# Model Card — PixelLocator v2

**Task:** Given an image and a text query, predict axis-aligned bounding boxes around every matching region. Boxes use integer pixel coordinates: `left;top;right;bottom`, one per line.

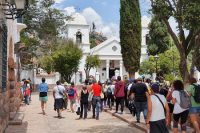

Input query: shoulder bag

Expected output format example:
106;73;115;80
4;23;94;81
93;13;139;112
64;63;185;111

154;94;166;116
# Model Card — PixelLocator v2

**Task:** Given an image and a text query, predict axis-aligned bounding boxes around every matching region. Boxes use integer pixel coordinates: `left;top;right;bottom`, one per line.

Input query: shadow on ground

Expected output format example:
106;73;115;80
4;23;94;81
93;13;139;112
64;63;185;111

5;121;28;133
78;124;139;133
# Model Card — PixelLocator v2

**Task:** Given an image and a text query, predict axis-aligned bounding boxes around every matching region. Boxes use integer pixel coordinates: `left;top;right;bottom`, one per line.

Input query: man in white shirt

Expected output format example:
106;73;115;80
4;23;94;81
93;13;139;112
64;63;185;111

53;80;67;118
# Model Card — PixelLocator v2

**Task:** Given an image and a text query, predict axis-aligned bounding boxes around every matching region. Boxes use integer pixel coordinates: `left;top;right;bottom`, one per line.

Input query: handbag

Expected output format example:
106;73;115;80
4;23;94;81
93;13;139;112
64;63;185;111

39;92;47;97
100;92;104;99
88;92;93;102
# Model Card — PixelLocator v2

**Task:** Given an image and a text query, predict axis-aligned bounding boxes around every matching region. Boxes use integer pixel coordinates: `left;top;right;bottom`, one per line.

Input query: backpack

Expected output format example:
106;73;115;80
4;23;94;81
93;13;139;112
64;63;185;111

192;84;200;103
68;88;75;97
107;87;112;95
179;90;191;109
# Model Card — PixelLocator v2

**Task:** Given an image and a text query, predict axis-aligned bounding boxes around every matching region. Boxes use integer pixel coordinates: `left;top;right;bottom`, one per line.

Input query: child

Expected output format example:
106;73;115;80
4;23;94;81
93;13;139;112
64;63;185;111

24;84;31;105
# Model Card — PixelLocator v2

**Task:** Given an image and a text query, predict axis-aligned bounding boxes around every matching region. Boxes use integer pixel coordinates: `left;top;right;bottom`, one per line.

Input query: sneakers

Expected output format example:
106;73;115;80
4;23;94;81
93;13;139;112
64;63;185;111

42;110;46;115
136;120;140;123
119;112;124;115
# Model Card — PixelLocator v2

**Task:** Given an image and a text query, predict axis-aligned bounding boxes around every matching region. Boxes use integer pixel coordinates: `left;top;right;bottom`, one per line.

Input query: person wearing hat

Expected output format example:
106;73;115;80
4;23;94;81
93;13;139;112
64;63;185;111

146;83;170;133
130;77;148;123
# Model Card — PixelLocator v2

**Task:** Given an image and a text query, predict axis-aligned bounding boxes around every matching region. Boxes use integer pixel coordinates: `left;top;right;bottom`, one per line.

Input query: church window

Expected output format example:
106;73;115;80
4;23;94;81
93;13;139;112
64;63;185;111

76;31;82;44
112;46;117;51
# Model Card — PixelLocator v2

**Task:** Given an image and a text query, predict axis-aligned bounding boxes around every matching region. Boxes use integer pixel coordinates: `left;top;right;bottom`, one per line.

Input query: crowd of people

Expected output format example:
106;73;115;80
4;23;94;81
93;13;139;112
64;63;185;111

35;75;200;133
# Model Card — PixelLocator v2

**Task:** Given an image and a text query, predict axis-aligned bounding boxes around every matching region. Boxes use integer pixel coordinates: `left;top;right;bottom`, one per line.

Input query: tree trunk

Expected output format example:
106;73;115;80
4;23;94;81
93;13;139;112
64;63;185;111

84;69;90;79
129;72;135;79
179;53;190;83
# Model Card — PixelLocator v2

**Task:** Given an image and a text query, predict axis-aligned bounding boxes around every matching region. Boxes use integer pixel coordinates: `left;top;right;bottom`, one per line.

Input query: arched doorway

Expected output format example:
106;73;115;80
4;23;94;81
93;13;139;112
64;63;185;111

76;31;82;44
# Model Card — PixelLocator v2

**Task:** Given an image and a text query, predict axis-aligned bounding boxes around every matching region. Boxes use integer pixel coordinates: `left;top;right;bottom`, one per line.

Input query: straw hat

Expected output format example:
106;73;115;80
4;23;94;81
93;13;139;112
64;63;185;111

63;82;69;86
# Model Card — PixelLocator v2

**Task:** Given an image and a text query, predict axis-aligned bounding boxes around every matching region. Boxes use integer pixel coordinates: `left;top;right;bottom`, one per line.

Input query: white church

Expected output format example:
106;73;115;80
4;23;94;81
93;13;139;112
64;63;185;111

67;13;149;84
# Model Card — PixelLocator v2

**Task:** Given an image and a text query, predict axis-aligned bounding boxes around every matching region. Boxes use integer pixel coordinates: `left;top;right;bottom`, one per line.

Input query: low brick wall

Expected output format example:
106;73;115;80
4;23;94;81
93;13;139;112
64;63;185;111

0;82;23;133
0;91;10;133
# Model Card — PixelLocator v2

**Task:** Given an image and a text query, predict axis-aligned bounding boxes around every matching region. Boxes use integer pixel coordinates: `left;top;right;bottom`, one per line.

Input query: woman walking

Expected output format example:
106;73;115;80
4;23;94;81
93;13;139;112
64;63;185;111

78;80;89;119
186;77;200;133
146;83;170;133
172;80;189;133
38;78;49;115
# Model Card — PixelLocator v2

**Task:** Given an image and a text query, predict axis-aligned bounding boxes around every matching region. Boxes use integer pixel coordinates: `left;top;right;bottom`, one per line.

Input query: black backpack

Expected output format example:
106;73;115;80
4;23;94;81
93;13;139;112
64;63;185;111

107;87;112;96
193;84;200;103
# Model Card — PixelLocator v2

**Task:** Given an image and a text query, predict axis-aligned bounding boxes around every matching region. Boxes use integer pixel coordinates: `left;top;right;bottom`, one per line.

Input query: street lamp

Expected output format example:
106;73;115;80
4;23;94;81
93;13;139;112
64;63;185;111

0;0;29;19
154;54;159;75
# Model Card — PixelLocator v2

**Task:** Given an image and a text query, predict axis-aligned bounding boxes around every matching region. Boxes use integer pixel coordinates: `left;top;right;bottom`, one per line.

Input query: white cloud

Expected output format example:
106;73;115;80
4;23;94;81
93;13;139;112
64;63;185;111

54;0;65;4
64;6;76;15
81;7;118;37
81;7;103;27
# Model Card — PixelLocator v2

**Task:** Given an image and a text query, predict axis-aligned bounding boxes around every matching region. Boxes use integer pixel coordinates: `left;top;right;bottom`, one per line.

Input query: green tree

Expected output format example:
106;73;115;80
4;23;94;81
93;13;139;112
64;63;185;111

38;55;53;74
147;16;171;55
52;40;83;82
120;0;141;78
21;0;67;66
150;0;200;82
140;48;180;80
84;55;101;79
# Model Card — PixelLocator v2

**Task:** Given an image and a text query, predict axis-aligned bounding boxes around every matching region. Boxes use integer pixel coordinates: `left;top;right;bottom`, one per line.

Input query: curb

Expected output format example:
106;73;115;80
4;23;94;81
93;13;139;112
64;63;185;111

104;108;147;133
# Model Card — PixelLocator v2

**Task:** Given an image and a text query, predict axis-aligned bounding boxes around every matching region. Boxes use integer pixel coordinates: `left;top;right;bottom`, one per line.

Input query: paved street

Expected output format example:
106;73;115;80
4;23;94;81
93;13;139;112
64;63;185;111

5;92;144;133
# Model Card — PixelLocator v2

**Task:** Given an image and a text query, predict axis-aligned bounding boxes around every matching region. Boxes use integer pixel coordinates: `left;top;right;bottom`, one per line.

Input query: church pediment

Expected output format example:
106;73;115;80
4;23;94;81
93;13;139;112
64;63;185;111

90;37;121;56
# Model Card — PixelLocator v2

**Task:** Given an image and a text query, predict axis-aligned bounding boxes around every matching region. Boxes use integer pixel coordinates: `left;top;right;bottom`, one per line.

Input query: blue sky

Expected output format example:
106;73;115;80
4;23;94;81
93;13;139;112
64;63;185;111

54;0;151;37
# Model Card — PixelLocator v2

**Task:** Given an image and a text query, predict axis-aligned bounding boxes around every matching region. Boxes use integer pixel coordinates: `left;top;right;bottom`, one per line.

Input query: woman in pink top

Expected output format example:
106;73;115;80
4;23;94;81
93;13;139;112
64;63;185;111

68;82;78;113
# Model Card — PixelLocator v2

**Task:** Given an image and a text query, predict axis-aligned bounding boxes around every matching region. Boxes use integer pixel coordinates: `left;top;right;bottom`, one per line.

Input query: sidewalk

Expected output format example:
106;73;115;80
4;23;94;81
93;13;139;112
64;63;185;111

104;106;194;133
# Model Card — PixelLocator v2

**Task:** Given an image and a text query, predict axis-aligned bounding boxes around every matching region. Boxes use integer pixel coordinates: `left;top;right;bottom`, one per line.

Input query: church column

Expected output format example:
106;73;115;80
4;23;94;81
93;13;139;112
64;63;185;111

120;60;123;78
106;60;110;79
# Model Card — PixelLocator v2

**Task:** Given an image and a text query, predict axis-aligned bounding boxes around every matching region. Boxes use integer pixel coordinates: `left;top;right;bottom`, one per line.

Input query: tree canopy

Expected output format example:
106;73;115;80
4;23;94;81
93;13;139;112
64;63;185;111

140;47;180;82
84;55;100;79
150;0;200;82
20;0;67;67
147;16;171;55
38;41;82;82
120;0;141;78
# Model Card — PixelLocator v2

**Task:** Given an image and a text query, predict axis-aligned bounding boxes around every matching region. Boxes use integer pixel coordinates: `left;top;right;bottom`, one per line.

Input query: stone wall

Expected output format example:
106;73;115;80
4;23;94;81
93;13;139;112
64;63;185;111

0;82;22;133
9;82;22;112
0;91;10;133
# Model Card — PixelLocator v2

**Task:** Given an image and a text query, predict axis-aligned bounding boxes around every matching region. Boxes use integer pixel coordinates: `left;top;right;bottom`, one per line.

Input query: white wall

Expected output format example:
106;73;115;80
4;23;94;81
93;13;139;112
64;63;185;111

67;25;90;44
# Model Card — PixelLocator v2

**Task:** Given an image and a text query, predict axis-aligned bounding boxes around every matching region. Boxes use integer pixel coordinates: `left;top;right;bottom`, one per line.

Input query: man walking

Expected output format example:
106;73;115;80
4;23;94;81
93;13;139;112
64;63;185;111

91;79;101;120
53;81;67;118
114;76;125;114
131;78;148;123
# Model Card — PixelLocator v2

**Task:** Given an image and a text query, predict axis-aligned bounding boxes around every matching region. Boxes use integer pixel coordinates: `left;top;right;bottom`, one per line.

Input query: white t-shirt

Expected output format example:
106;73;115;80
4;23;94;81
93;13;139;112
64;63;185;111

150;94;166;122
172;90;187;114
127;83;132;91
53;85;65;99
110;85;115;95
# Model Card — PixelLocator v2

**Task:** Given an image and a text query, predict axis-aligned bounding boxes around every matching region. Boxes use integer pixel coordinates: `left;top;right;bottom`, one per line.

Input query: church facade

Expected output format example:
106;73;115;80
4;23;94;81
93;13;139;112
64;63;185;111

66;13;149;84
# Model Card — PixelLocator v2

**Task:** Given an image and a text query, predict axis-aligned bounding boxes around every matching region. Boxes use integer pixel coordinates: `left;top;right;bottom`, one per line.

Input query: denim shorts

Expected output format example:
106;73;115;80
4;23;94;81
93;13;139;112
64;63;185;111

189;107;200;114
